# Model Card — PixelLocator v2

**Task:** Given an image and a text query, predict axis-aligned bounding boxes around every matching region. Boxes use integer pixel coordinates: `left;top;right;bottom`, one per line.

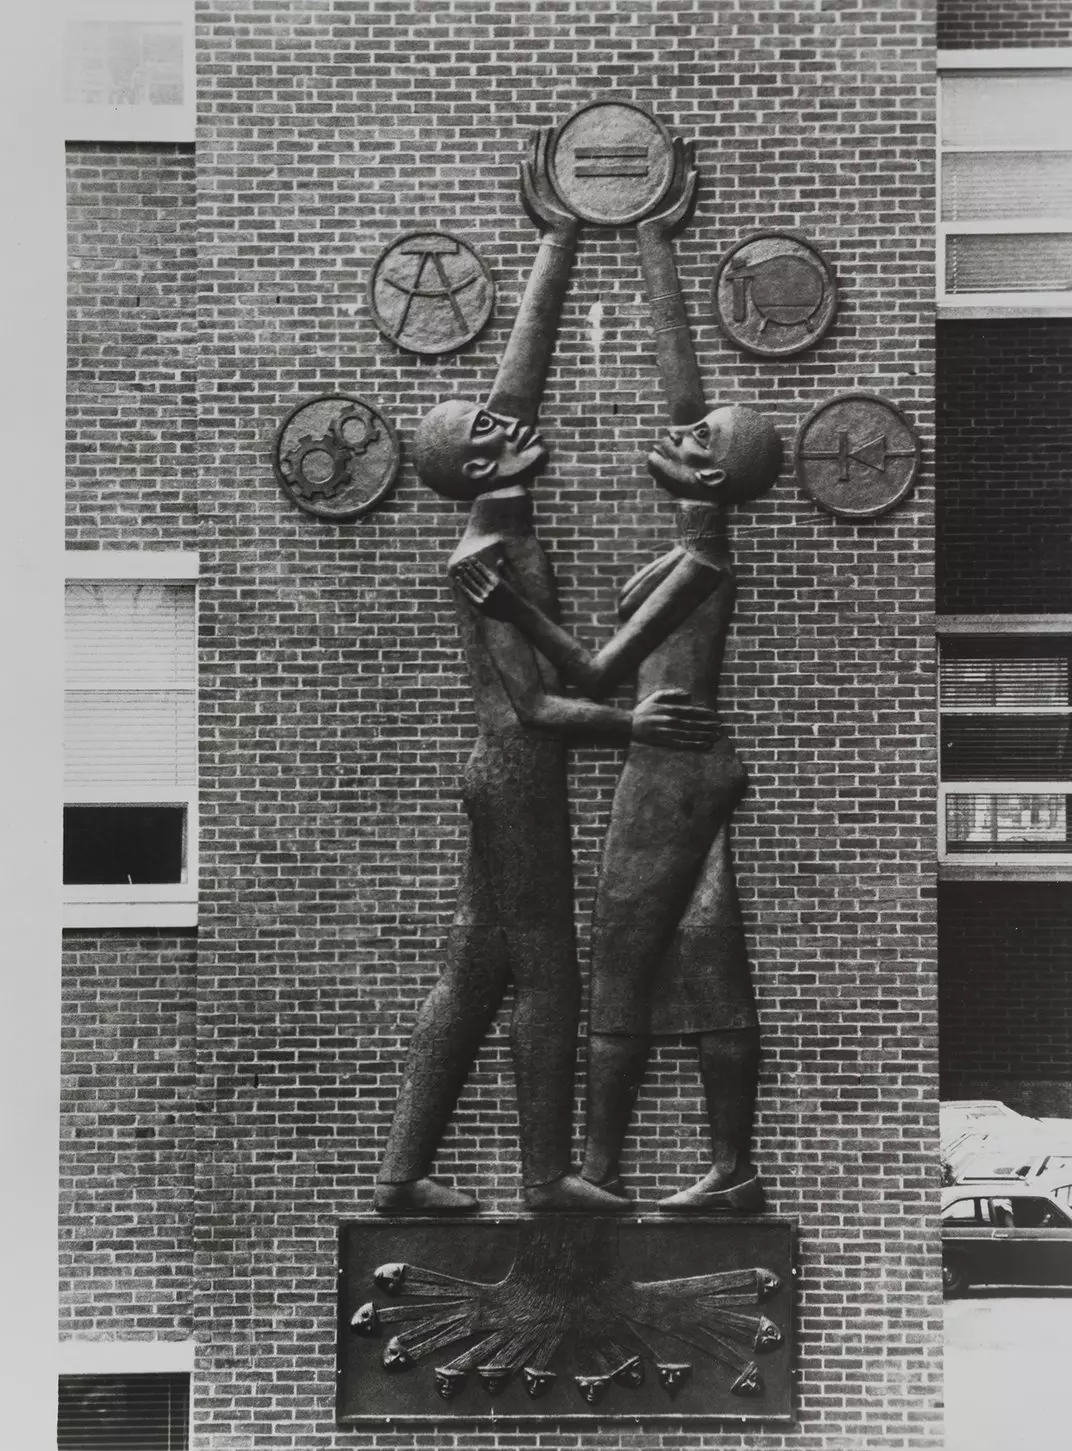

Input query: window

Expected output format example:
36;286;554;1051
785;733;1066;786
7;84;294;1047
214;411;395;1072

58;1373;190;1450
942;1196;980;1223
938;50;1072;316
63;1;195;142
64;553;198;927
938;621;1072;878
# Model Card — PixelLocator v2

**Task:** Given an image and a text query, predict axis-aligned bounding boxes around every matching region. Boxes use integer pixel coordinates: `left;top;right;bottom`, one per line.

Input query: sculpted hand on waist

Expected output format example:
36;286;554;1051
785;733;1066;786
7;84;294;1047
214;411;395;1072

631;688;722;751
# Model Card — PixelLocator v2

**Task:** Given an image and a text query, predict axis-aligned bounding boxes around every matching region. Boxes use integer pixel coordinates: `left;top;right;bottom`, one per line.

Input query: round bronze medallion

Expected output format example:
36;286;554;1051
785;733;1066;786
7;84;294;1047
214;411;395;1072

369;231;495;356
273;393;401;521
714;232;837;358
548;99;676;226
794;392;921;520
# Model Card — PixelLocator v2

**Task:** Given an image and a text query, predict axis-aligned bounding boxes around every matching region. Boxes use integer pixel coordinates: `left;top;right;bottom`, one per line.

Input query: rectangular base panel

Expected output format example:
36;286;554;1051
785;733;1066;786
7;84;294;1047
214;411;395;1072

337;1215;795;1424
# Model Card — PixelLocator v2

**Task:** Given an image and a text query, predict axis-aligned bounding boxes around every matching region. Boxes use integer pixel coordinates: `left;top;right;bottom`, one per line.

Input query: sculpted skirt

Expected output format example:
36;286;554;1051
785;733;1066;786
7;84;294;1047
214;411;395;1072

588;737;757;1037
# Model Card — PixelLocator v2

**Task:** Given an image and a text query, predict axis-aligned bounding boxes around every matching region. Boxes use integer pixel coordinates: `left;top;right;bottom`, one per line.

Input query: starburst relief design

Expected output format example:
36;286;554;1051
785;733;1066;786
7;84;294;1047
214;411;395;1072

349;1219;785;1407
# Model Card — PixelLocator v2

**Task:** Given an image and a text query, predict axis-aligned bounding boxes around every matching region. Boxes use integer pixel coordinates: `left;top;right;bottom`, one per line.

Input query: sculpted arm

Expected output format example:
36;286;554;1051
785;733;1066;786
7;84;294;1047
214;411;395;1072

484;129;580;425
454;551;722;699
473;610;719;750
635;138;706;425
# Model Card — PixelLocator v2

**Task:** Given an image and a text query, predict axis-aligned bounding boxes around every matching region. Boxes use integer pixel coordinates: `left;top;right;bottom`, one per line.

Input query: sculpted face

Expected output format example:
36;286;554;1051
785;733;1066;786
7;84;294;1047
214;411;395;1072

414;399;548;501
647;404;782;504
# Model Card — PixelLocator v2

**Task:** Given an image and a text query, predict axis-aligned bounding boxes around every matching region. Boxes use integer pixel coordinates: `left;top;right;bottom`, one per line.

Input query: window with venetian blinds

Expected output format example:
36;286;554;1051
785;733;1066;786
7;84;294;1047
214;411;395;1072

940;64;1072;306
63;576;197;919
939;637;1072;864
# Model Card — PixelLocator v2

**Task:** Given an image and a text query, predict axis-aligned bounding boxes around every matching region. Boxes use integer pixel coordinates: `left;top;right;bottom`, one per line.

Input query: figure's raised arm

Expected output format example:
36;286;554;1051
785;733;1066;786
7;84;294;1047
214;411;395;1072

635;137;706;427
484;129;581;426
453;548;723;699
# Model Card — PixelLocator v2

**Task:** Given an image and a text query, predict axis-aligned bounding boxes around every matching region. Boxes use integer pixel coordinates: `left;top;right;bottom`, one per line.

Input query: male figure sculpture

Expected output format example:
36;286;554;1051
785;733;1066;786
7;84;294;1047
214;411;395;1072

374;133;719;1215
457;139;781;1211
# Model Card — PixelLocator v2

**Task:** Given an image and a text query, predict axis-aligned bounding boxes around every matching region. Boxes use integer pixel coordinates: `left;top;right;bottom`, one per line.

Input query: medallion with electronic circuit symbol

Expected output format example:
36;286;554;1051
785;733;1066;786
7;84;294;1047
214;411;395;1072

795;392;921;520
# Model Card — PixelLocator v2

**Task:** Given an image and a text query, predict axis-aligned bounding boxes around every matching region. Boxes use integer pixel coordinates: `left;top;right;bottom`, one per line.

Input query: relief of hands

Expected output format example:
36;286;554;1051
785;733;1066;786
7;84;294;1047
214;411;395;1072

631;688;721;751
520;126;580;243
637;136;699;242
452;556;519;622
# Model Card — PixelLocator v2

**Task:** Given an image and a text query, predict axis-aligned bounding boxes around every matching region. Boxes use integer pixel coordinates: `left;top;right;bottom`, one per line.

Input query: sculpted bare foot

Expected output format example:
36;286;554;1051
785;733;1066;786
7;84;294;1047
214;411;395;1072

373;1178;479;1215
658;1164;764;1213
524;1173;630;1212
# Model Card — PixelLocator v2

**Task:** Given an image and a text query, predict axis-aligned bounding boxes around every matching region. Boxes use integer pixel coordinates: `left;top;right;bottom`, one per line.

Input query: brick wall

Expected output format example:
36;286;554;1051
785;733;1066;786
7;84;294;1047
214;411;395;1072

936;320;1072;614
59;932;196;1338
193;2;939;1447
938;0;1072;47
66;144;198;552
61;145;199;1343
939;883;1072;1116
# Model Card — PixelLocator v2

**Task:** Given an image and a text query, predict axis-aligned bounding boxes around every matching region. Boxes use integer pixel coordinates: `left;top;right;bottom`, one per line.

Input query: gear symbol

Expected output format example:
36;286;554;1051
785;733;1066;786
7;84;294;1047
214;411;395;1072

334;405;380;458
273;392;399;521
282;430;351;500
281;407;380;502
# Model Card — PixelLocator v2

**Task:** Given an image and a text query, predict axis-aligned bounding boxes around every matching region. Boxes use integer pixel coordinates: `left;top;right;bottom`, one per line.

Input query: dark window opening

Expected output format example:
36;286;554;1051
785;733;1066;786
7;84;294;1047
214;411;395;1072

63;806;186;885
58;1373;190;1451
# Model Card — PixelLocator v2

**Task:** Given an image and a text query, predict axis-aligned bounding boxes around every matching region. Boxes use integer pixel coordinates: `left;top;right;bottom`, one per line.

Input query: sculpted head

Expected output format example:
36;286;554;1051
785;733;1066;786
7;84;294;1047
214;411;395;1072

413;400;548;501
647;404;782;504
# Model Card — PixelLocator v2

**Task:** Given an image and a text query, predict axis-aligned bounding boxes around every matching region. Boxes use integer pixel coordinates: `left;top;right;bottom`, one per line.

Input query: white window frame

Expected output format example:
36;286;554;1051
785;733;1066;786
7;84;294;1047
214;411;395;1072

937;48;1072;318
63;0;195;143
64;551;198;928
937;614;1072;881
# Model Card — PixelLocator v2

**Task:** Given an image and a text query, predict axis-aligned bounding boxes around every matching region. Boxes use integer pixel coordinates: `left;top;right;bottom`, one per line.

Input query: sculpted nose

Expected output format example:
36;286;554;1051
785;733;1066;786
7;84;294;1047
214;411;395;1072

668;428;685;446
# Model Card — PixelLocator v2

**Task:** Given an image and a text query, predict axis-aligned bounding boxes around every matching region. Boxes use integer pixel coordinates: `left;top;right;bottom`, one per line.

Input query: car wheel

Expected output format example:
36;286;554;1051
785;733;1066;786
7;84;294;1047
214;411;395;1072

942;1252;968;1298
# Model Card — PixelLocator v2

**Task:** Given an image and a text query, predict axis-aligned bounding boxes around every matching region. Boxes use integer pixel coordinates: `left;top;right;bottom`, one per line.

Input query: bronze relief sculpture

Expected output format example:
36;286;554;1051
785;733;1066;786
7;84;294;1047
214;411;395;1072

374;131;722;1216
341;101;798;1426
455;137;782;1212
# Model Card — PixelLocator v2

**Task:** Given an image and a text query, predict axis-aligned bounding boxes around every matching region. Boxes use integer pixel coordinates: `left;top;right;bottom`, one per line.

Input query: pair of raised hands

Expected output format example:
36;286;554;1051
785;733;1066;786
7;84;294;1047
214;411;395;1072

521;127;699;242
454;556;721;752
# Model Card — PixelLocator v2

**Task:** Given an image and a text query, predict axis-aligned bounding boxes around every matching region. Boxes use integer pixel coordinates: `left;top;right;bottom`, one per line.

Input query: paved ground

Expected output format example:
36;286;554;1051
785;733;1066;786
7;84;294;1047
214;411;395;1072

945;1291;1072;1450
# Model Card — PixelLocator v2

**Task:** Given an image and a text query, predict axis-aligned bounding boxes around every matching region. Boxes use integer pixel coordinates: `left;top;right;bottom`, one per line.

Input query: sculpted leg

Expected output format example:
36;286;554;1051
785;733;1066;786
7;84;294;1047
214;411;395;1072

375;849;508;1213
659;1028;763;1212
580;1032;650;1194
470;742;625;1211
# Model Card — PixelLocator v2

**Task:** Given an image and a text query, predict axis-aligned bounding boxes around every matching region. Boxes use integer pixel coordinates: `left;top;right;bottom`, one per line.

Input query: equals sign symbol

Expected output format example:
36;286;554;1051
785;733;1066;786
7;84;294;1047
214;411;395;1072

575;146;650;178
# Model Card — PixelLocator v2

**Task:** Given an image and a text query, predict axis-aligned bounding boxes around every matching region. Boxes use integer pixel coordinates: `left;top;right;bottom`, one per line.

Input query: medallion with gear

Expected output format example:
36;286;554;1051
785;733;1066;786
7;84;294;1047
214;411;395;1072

272;393;401;521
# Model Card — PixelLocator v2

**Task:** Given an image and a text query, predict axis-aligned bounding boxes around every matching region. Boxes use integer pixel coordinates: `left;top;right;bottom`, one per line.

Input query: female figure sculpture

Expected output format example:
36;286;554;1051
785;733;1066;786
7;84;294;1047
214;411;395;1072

455;141;781;1211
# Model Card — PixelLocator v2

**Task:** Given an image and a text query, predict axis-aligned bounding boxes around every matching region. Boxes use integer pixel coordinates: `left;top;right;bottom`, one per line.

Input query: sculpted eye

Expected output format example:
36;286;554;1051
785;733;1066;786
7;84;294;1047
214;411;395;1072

473;412;497;435
693;423;710;445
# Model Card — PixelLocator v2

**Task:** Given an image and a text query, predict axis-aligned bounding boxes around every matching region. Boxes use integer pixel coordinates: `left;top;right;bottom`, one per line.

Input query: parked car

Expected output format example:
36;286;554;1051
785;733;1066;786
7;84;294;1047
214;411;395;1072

941;1181;1072;1296
956;1149;1072;1184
